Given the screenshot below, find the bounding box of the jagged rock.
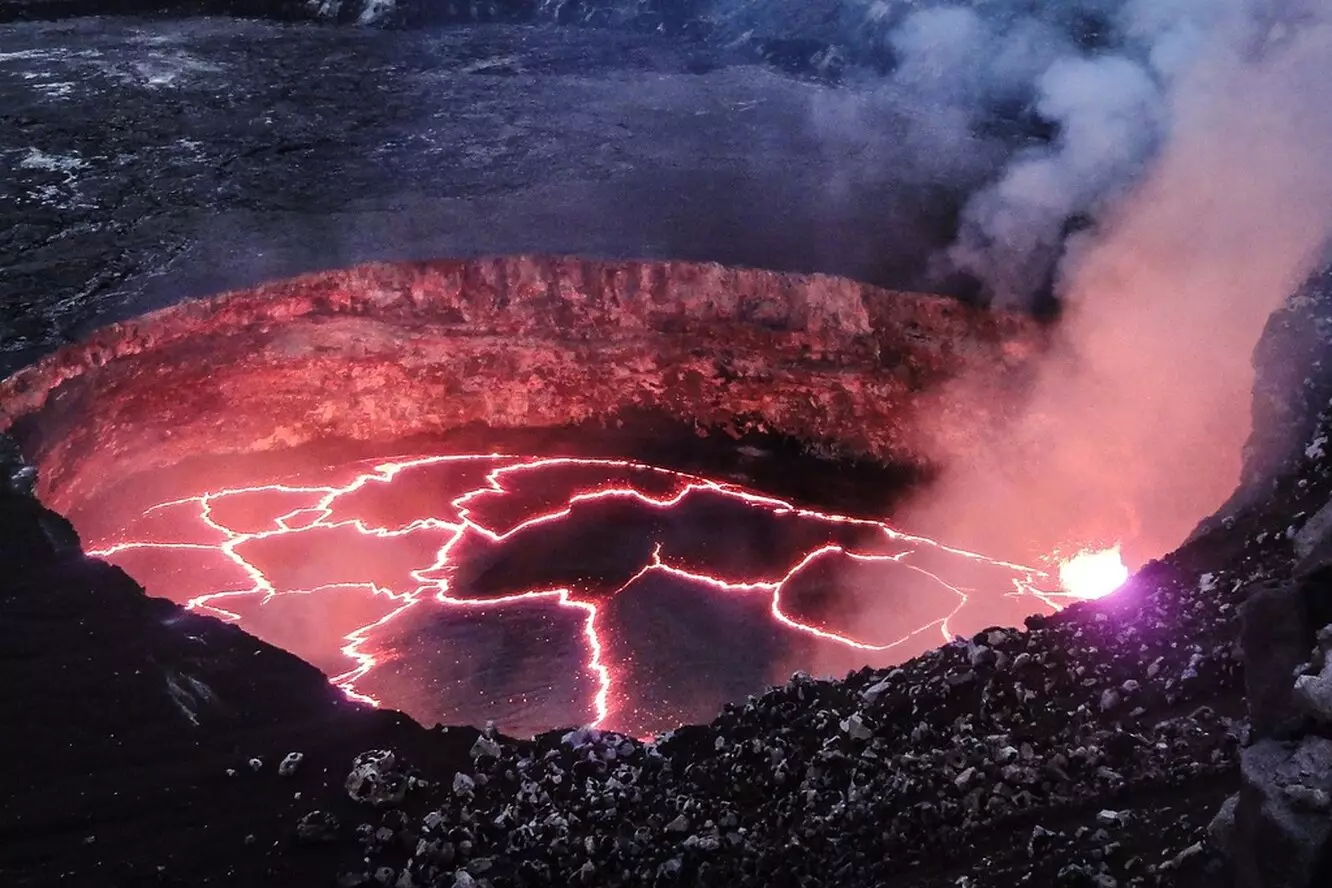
[967,643,996,668]
[1162,842,1205,871]
[1283,785,1331,811]
[296,810,341,844]
[1294,498,1332,563]
[279,751,305,777]
[1028,825,1054,857]
[1209,793,1238,859]
[1096,810,1126,827]
[1240,581,1314,739]
[469,734,501,760]
[1293,662,1332,724]
[346,750,408,807]
[1233,738,1332,888]
[0,434,36,496]
[840,712,874,741]
[1211,264,1332,519]
[861,678,893,705]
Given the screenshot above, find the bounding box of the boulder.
[1233,738,1332,888]
[1239,580,1313,740]
[346,750,409,807]
[1210,793,1239,858]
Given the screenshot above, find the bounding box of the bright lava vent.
[1056,547,1130,601]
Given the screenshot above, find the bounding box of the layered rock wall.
[0,256,1044,512]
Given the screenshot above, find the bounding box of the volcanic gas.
[0,256,1121,736]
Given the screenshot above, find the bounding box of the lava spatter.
[86,454,1100,735]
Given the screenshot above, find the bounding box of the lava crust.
[0,256,1043,513]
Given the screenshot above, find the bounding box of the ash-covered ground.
[0,14,980,375]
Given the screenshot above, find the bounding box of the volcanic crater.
[0,255,1066,737]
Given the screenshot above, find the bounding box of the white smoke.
[892,0,1332,565]
[946,53,1166,307]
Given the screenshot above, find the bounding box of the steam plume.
[895,0,1332,567]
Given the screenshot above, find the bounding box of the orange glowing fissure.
[88,454,1123,728]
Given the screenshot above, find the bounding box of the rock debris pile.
[308,546,1280,888]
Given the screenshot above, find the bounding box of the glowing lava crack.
[88,454,1116,736]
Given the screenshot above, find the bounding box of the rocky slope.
[1213,266,1332,888]
[0,256,1043,513]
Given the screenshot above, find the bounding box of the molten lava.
[86,453,1102,736]
[1056,546,1130,600]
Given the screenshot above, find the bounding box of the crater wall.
[0,256,1045,512]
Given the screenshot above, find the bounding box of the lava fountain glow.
[1056,546,1130,600]
[82,451,1107,737]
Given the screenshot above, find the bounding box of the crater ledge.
[0,256,1045,512]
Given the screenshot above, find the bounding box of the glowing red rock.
[0,257,1046,514]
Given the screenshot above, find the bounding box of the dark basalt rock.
[1234,739,1332,888]
[1220,260,1332,888]
[0,433,77,567]
[0,0,322,24]
[1240,580,1316,741]
[0,0,708,34]
[1198,265,1332,539]
[0,453,479,886]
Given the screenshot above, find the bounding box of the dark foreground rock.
[1217,266,1332,888]
[0,443,479,887]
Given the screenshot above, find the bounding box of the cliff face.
[1188,262,1332,888]
[0,256,1043,512]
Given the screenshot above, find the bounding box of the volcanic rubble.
[5,265,1332,888]
[302,556,1257,888]
[0,436,1263,888]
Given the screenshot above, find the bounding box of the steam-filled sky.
[767,0,1332,564]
